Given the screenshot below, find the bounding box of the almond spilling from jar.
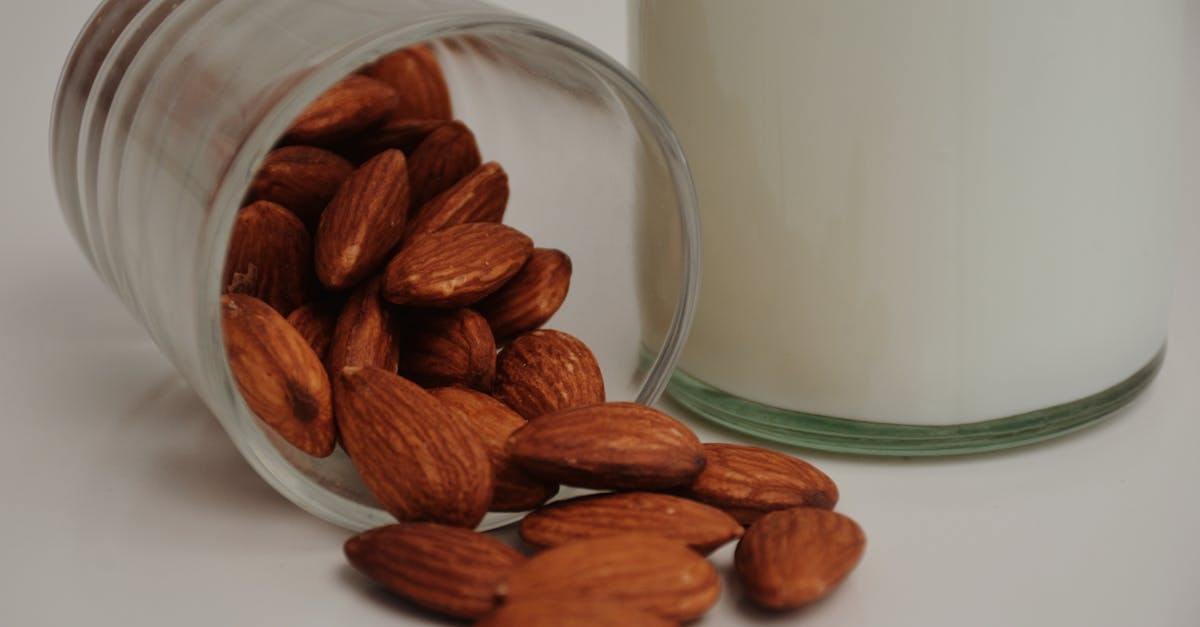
[735,508,865,610]
[344,523,524,620]
[499,533,720,622]
[492,328,605,419]
[221,294,334,457]
[507,402,705,491]
[682,443,839,524]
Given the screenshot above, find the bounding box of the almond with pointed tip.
[362,45,453,120]
[682,443,838,525]
[247,146,353,230]
[406,122,482,209]
[344,523,523,620]
[430,387,558,511]
[283,75,399,146]
[382,222,532,308]
[518,492,742,554]
[492,329,604,419]
[222,200,313,317]
[476,248,572,342]
[325,277,401,377]
[735,508,866,609]
[507,402,705,491]
[499,533,720,622]
[403,161,509,244]
[333,366,493,527]
[315,149,410,290]
[221,294,334,457]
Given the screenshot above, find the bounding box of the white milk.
[635,0,1191,425]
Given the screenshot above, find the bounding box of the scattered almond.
[222,200,313,316]
[283,75,398,146]
[492,329,605,419]
[735,508,865,609]
[682,443,838,524]
[397,308,496,391]
[476,248,572,342]
[247,146,353,230]
[382,222,532,308]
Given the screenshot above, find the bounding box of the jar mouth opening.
[202,15,701,531]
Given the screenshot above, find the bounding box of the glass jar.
[635,0,1194,455]
[52,0,700,530]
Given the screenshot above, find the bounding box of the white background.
[2,1,1198,625]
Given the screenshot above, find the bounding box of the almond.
[681,443,838,525]
[315,149,410,290]
[397,308,496,390]
[499,533,720,622]
[735,508,865,609]
[222,200,313,316]
[430,387,558,512]
[333,366,493,527]
[492,329,604,419]
[406,121,482,209]
[518,492,742,555]
[246,146,353,230]
[478,600,678,627]
[362,45,453,120]
[326,277,402,377]
[285,299,342,360]
[507,402,705,490]
[382,222,532,308]
[221,294,334,457]
[344,523,523,620]
[403,161,509,244]
[283,75,398,146]
[338,117,453,163]
[476,248,572,342]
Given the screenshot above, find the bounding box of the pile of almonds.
[221,44,865,625]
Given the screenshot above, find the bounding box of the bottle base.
[663,346,1165,456]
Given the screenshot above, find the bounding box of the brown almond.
[406,121,482,209]
[333,366,493,527]
[222,200,313,317]
[499,533,720,622]
[285,299,342,360]
[363,45,453,120]
[430,387,558,512]
[682,443,838,525]
[492,329,604,419]
[338,117,453,163]
[403,161,509,244]
[221,294,334,457]
[519,492,742,555]
[326,277,402,377]
[246,146,353,230]
[344,523,523,620]
[508,402,705,491]
[478,599,678,627]
[397,308,496,391]
[283,75,398,146]
[382,222,532,308]
[476,248,572,342]
[735,508,866,609]
[315,149,410,290]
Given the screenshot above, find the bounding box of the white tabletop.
[3,1,1198,625]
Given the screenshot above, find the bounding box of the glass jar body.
[54,0,699,529]
[635,0,1194,454]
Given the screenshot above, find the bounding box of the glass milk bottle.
[635,0,1196,454]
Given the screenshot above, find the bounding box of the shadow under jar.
[52,0,700,530]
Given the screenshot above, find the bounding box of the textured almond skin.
[519,492,742,555]
[339,117,452,163]
[508,402,705,490]
[221,294,334,457]
[382,222,532,308]
[492,329,605,419]
[283,75,398,146]
[222,200,313,317]
[363,45,453,120]
[326,278,401,377]
[247,146,353,230]
[397,308,496,391]
[344,523,523,620]
[682,443,839,525]
[403,161,509,244]
[333,366,493,527]
[499,534,720,622]
[315,149,410,290]
[478,600,677,627]
[476,248,572,342]
[406,122,482,209]
[285,299,341,361]
[431,387,558,511]
[735,508,865,609]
